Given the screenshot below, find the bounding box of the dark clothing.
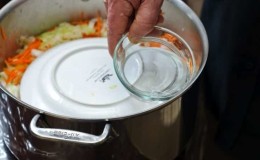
[0,0,9,8]
[200,0,260,159]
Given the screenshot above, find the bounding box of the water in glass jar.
[123,47,192,96]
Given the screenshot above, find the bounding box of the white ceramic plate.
[20,38,163,120]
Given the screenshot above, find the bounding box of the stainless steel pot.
[0,0,208,159]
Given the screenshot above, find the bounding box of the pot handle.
[30,114,111,145]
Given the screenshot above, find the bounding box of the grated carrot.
[6,38,41,65]
[82,33,100,38]
[70,11,88,25]
[3,39,42,84]
[71,19,89,25]
[95,16,103,36]
[81,16,104,38]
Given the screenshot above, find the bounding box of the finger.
[128,0,164,42]
[107,0,133,55]
[125,14,135,31]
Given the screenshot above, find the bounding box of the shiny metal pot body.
[0,94,183,160]
[0,0,208,159]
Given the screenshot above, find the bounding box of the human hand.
[105,0,164,55]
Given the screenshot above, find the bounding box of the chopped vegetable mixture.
[0,17,107,97]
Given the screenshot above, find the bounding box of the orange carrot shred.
[71,20,89,25]
[3,39,42,84]
[82,33,100,38]
[94,16,103,36]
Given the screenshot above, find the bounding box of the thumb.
[129,0,164,41]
